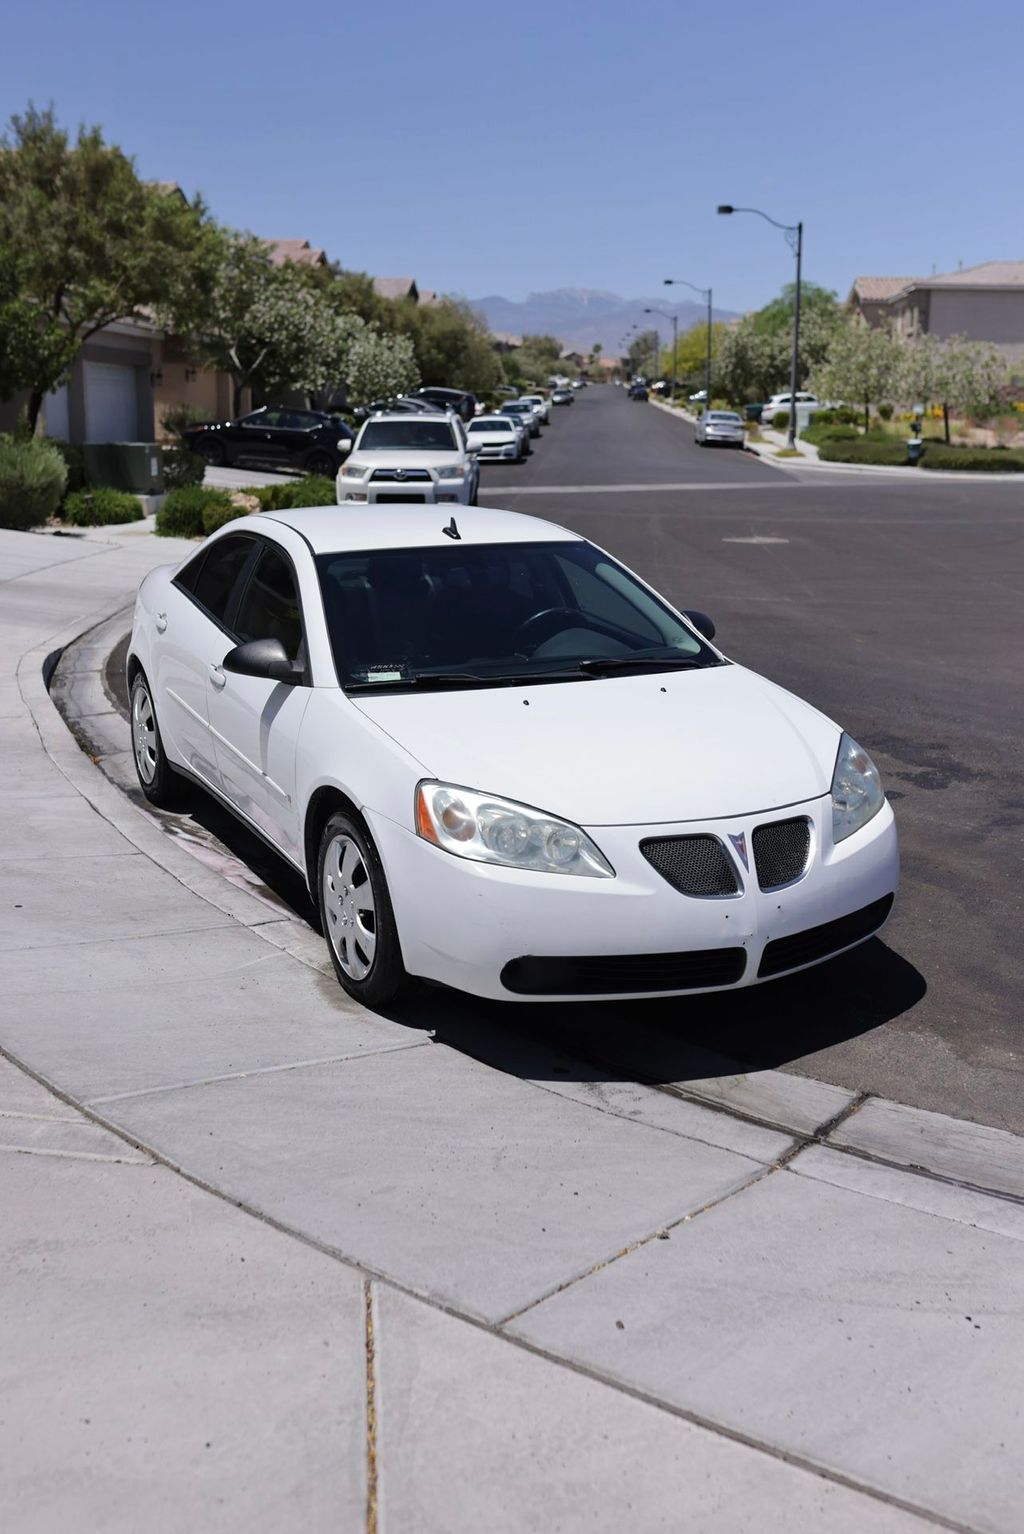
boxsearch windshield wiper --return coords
[574,654,720,674]
[347,668,592,692]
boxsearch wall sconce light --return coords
[149,369,164,387]
[184,366,197,384]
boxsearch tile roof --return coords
[850,277,924,301]
[927,260,1024,287]
[373,276,419,301]
[264,238,327,268]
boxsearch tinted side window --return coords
[190,536,256,626]
[234,546,304,662]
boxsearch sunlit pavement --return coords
[2,422,1023,1531]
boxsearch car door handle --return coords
[155,612,167,633]
[209,664,227,690]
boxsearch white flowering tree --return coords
[810,320,903,430]
[899,333,1007,441]
[344,329,420,407]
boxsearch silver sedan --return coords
[695,409,746,447]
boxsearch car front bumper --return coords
[338,478,475,506]
[367,794,899,1002]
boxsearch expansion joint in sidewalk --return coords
[364,1280,379,1534]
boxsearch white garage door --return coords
[84,362,139,441]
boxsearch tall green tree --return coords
[394,298,502,393]
[0,104,213,432]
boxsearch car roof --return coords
[362,410,455,424]
[250,505,582,555]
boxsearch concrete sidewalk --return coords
[2,522,1023,1532]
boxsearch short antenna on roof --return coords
[442,516,461,541]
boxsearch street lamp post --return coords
[717,205,803,448]
[664,278,713,411]
[645,307,678,400]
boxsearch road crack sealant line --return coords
[0,1041,975,1534]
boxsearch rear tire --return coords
[198,439,226,467]
[130,671,188,809]
[317,811,409,1006]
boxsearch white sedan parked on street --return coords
[127,505,898,1006]
[695,410,746,447]
[465,415,529,461]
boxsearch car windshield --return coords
[469,420,509,433]
[358,421,457,452]
[316,540,719,692]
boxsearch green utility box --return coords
[83,442,164,493]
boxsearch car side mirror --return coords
[338,438,353,453]
[222,637,300,683]
[684,609,716,641]
[467,443,480,454]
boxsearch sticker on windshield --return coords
[360,665,404,682]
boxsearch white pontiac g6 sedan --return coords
[128,505,898,1006]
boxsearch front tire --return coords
[130,671,188,808]
[317,811,409,1006]
[305,451,336,478]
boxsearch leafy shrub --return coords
[161,403,213,441]
[771,410,790,429]
[878,403,894,421]
[922,444,1024,472]
[47,440,86,497]
[63,487,143,526]
[162,445,207,490]
[809,408,837,425]
[834,405,862,425]
[249,476,336,511]
[801,422,859,446]
[156,485,233,538]
[0,436,68,530]
[816,437,910,466]
[201,499,250,534]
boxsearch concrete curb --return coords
[17,612,334,978]
[649,396,1024,480]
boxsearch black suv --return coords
[410,386,478,423]
[183,407,355,476]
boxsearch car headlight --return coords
[415,782,614,878]
[340,463,365,479]
[436,465,468,479]
[831,733,885,843]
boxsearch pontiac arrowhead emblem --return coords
[728,832,749,871]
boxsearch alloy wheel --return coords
[132,682,158,784]
[322,833,377,980]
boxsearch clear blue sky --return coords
[2,0,1021,313]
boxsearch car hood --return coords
[353,664,840,825]
[351,450,460,470]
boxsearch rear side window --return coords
[234,545,304,662]
[183,535,256,627]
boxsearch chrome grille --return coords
[640,835,739,897]
[369,468,431,482]
[752,817,811,891]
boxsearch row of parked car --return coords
[180,383,578,491]
[336,386,575,507]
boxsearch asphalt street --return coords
[107,391,1023,1132]
[479,389,1024,1132]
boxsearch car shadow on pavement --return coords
[165,780,925,1090]
[383,938,927,1089]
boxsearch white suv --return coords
[336,412,479,506]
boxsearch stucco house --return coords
[848,262,1024,362]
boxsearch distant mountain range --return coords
[467,287,739,355]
